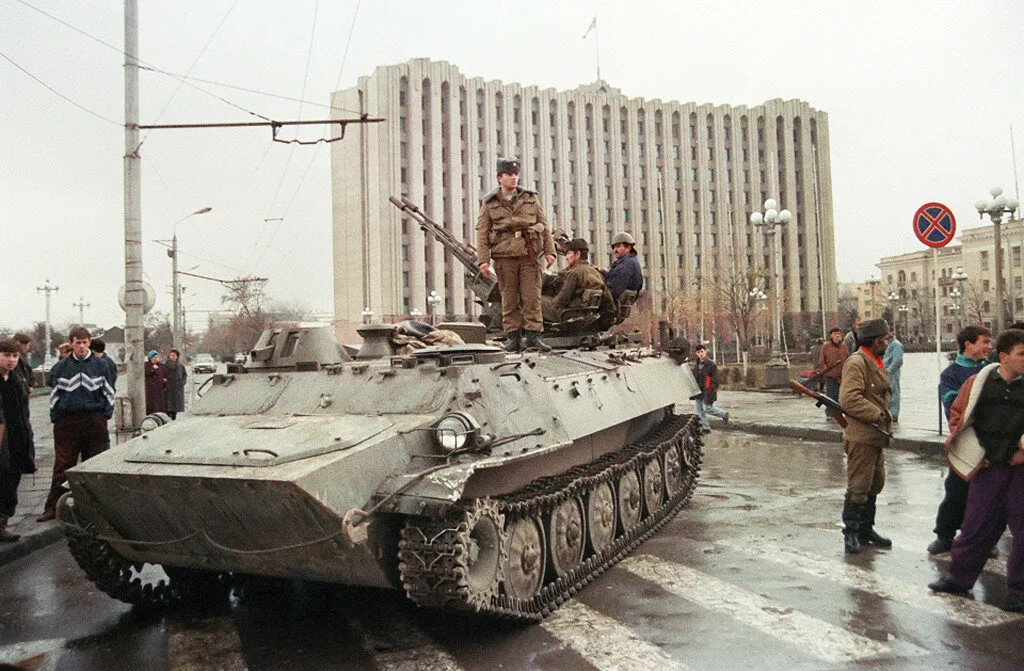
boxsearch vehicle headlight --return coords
[434,412,481,452]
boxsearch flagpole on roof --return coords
[583,15,600,81]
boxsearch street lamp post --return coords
[361,307,374,324]
[865,277,880,319]
[427,290,443,326]
[36,279,59,360]
[951,265,968,333]
[750,199,792,387]
[410,308,423,322]
[886,290,900,331]
[975,187,1019,334]
[898,304,909,337]
[169,207,212,347]
[747,287,767,370]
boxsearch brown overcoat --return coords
[476,187,555,264]
[839,349,892,446]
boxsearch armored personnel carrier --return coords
[59,321,703,620]
[58,200,704,620]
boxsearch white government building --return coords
[330,58,838,341]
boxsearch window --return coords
[981,251,990,270]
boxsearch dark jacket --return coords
[145,361,168,415]
[939,353,988,419]
[164,359,188,413]
[47,351,115,422]
[602,251,643,301]
[476,186,555,263]
[692,356,720,404]
[0,371,35,474]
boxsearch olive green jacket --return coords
[552,261,614,314]
[476,187,555,264]
[839,349,893,446]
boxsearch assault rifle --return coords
[790,380,849,428]
[789,380,893,439]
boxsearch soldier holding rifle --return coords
[476,158,556,353]
[838,318,893,555]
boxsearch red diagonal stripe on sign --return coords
[919,208,951,239]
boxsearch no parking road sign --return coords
[913,202,956,248]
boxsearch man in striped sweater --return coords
[36,327,115,522]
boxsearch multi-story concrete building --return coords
[330,58,838,339]
[875,218,1024,342]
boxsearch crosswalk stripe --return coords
[879,528,1009,577]
[169,618,248,671]
[719,538,1022,628]
[0,638,64,670]
[619,555,920,664]
[541,599,687,671]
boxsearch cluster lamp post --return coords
[750,199,792,387]
[361,307,374,324]
[975,187,1020,334]
[427,290,443,326]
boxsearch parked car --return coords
[191,353,217,375]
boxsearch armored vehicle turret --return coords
[59,323,704,620]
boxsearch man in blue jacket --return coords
[927,324,992,554]
[602,232,643,303]
[37,327,115,522]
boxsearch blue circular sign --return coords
[913,202,956,248]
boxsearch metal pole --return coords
[73,296,89,325]
[994,214,1005,334]
[772,228,783,359]
[172,233,180,346]
[124,0,145,428]
[36,280,58,359]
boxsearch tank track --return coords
[65,524,232,610]
[398,412,703,621]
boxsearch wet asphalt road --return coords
[2,431,1023,670]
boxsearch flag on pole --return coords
[583,16,597,39]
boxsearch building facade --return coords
[875,218,1024,343]
[330,58,838,339]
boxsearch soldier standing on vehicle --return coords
[476,157,556,352]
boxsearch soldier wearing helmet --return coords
[602,231,643,302]
[476,157,556,352]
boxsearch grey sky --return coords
[2,0,1022,332]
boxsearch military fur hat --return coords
[496,157,521,175]
[856,318,890,343]
[566,238,589,253]
[610,231,635,247]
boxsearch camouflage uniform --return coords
[476,187,555,333]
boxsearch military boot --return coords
[0,516,20,543]
[505,331,523,352]
[523,331,552,353]
[842,495,861,555]
[858,493,892,548]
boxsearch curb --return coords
[718,421,946,458]
[0,523,64,568]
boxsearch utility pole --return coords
[36,279,59,359]
[73,295,90,325]
[124,0,145,428]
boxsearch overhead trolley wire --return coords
[0,49,121,127]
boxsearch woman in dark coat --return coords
[144,350,168,415]
[164,349,188,420]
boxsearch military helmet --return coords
[496,157,521,175]
[610,232,635,247]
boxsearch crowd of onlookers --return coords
[0,329,189,537]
